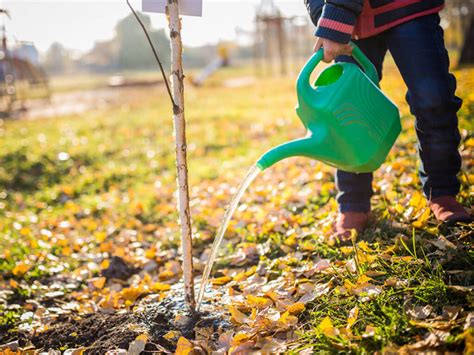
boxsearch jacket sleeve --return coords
[305,0,364,44]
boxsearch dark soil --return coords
[29,312,140,354]
[101,256,139,281]
[15,297,229,354]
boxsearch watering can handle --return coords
[350,43,380,86]
[297,42,379,92]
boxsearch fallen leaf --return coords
[286,302,305,315]
[12,262,30,277]
[229,306,249,324]
[407,305,433,320]
[175,337,193,355]
[278,311,298,328]
[247,294,272,309]
[90,277,106,290]
[163,330,181,342]
[346,306,359,329]
[212,276,232,285]
[319,316,337,337]
[152,282,171,292]
[128,334,148,355]
[412,208,431,228]
[232,332,251,344]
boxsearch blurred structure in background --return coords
[251,0,474,76]
[192,42,234,86]
[0,8,50,117]
[254,0,313,76]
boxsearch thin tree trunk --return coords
[167,0,195,311]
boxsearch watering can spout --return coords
[256,136,328,170]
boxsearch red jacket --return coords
[305,0,445,43]
[355,0,444,39]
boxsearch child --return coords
[304,0,471,238]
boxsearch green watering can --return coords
[256,43,401,173]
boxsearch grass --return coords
[0,58,472,353]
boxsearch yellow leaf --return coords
[412,208,431,228]
[229,306,248,324]
[92,277,106,289]
[9,279,19,288]
[85,220,98,232]
[340,246,353,255]
[159,270,175,281]
[121,286,145,302]
[277,311,298,328]
[247,294,272,309]
[145,246,156,259]
[356,275,373,284]
[175,337,193,355]
[152,282,171,292]
[211,276,232,285]
[233,271,247,282]
[12,262,30,277]
[286,302,305,315]
[357,251,377,264]
[100,259,110,269]
[99,241,113,253]
[264,291,279,302]
[94,231,107,243]
[163,330,180,341]
[61,185,74,196]
[237,266,257,279]
[395,203,404,214]
[357,241,373,253]
[344,279,356,291]
[409,191,426,209]
[20,227,31,236]
[319,316,337,337]
[232,332,250,344]
[284,234,297,247]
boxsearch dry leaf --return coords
[229,306,249,324]
[287,302,305,315]
[346,306,359,329]
[175,337,194,355]
[128,334,148,355]
[212,276,232,285]
[247,294,272,309]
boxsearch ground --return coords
[0,60,473,354]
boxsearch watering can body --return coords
[257,44,401,173]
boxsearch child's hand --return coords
[314,37,352,63]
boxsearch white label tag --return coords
[142,0,203,17]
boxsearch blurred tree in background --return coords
[43,42,74,74]
[115,12,170,70]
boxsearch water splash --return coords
[197,164,262,311]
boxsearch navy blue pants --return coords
[336,14,462,213]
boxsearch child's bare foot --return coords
[429,196,471,224]
[333,212,369,241]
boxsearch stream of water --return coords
[196,164,262,311]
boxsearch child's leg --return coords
[335,36,388,213]
[386,14,462,199]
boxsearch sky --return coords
[1,0,310,53]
